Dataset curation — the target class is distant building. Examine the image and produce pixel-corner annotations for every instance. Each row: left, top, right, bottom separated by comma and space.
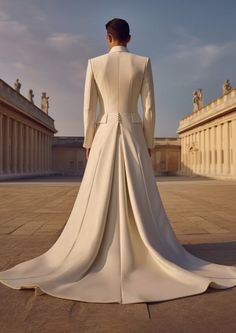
52, 136, 181, 177
152, 137, 181, 176
52, 136, 86, 177
0, 79, 57, 180
177, 88, 236, 179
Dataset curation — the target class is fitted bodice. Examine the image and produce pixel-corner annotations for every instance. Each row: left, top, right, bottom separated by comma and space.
91, 51, 146, 115
83, 45, 155, 149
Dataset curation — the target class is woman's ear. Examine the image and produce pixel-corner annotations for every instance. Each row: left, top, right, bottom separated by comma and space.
108, 33, 113, 43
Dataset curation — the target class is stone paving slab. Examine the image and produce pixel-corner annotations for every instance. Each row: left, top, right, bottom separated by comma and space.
0, 176, 236, 333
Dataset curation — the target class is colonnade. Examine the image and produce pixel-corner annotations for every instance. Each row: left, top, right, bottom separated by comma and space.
0, 113, 52, 175
180, 118, 236, 178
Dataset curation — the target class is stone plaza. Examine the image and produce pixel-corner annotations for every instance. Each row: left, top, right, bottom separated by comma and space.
0, 176, 235, 333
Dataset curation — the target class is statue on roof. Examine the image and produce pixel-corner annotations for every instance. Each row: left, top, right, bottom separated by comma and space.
222, 79, 232, 95
14, 78, 21, 93
197, 88, 203, 109
193, 88, 203, 112
28, 89, 34, 104
41, 92, 49, 114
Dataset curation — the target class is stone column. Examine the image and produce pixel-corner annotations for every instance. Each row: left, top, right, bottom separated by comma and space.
196, 131, 200, 174
185, 135, 188, 174
205, 127, 210, 175
48, 135, 52, 170
37, 130, 40, 172
23, 124, 27, 172
208, 127, 211, 175
42, 133, 45, 171
41, 131, 43, 171
36, 130, 39, 172
224, 121, 230, 175
190, 133, 194, 174
37, 131, 40, 172
202, 129, 205, 174
35, 129, 38, 172
199, 130, 202, 174
31, 128, 34, 172
29, 127, 34, 173
188, 134, 191, 175
33, 128, 37, 172
180, 137, 183, 174
44, 134, 47, 171
181, 136, 185, 174
232, 119, 236, 177
184, 135, 187, 174
46, 134, 50, 171
189, 133, 192, 175
211, 126, 216, 176
193, 132, 197, 174
39, 131, 42, 172
22, 124, 25, 172
18, 122, 24, 173
223, 121, 230, 175
216, 124, 222, 175
5, 116, 11, 173
12, 119, 18, 173
186, 135, 189, 174
41, 133, 44, 171
192, 133, 195, 174
0, 114, 3, 174
25, 125, 29, 172
201, 129, 205, 175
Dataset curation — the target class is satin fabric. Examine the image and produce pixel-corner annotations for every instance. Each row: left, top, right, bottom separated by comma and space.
0, 46, 236, 304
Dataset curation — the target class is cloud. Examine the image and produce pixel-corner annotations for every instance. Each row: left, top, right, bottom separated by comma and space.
0, 4, 92, 136
157, 38, 236, 86
0, 0, 47, 24
0, 8, 9, 21
47, 33, 86, 48
174, 42, 231, 67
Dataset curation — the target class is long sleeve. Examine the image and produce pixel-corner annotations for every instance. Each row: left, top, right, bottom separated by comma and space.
83, 59, 98, 149
140, 57, 156, 149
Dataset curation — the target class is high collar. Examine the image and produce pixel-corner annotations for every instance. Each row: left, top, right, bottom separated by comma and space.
108, 45, 129, 53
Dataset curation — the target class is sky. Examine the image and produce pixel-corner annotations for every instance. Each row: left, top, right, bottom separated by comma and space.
0, 0, 235, 138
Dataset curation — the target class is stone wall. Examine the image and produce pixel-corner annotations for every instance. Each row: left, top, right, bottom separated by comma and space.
0, 79, 57, 181
177, 89, 236, 179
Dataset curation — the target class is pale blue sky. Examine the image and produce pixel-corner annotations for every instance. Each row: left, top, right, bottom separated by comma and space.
0, 0, 235, 137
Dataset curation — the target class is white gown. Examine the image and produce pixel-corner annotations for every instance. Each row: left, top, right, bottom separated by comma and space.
0, 46, 236, 304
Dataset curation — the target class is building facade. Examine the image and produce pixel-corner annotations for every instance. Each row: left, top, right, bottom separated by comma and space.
177, 89, 236, 179
151, 137, 181, 176
52, 136, 86, 177
0, 79, 57, 180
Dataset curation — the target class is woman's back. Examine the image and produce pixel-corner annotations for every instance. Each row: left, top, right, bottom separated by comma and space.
91, 46, 147, 114
83, 45, 156, 149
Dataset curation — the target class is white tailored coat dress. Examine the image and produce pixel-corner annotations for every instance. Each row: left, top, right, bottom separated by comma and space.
0, 45, 236, 304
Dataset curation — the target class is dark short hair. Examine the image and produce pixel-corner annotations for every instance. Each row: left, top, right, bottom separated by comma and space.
105, 18, 130, 42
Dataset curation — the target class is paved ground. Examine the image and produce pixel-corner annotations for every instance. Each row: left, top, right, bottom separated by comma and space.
0, 175, 236, 333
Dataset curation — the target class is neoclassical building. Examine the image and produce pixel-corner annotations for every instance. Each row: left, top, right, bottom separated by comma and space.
177, 88, 236, 180
0, 79, 57, 180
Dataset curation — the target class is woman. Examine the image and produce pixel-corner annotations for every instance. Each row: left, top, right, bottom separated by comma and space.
0, 18, 236, 304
